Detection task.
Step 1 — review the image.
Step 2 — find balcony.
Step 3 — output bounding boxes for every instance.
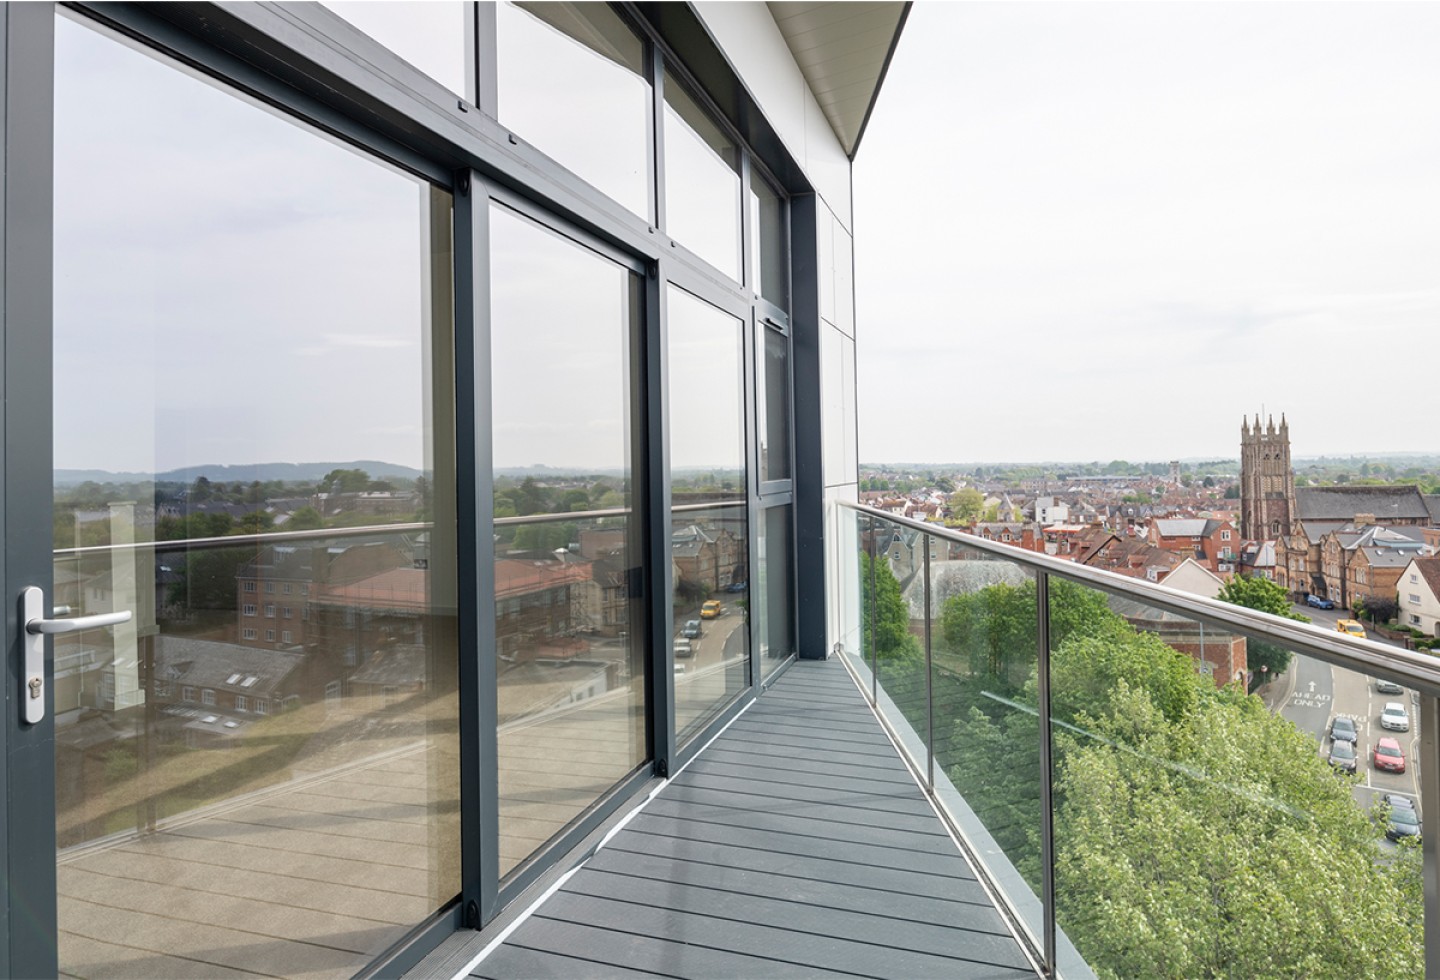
[428,502,1440,979]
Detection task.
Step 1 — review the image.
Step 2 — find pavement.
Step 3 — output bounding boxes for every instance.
[1261,603,1422,830]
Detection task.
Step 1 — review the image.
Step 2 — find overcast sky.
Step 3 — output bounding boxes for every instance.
[854,2,1440,465]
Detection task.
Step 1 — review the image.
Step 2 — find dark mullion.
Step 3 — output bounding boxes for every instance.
[1,4,58,975]
[454,170,500,926]
[472,0,495,116]
[646,260,674,776]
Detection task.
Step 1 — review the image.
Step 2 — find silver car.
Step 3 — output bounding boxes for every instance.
[1381,701,1410,732]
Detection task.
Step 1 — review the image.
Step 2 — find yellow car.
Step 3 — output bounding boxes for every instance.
[1336,620,1365,638]
[701,600,723,619]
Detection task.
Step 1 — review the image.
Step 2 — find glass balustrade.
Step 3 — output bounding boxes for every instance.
[840,502,1434,979]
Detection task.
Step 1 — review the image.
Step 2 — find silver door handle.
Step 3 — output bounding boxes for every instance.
[19,586,133,725]
[26,610,132,635]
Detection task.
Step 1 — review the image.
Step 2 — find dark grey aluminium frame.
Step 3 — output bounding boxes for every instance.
[2,0,831,974]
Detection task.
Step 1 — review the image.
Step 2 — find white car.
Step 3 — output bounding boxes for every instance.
[1381,701,1410,732]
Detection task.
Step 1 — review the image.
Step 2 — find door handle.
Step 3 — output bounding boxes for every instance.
[19,586,133,725]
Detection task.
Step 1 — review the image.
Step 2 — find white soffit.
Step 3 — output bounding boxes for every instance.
[766,1,909,157]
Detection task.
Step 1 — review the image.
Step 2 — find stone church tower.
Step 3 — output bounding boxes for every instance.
[1239,415,1295,540]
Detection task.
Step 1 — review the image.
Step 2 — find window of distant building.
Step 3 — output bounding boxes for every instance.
[264,604,275,618]
[235,696,247,712]
[182,686,195,703]
[266,629,276,641]
[242,628,257,640]
[1412,614,1422,625]
[1221,530,1231,541]
[244,581,256,592]
[242,604,257,617]
[201,689,215,706]
[1411,594,1422,605]
[265,582,274,593]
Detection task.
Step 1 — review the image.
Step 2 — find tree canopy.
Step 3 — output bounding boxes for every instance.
[924,578,1419,979]
[1216,575,1306,683]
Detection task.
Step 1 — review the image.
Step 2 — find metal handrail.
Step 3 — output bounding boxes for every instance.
[53,521,432,558]
[841,500,1440,696]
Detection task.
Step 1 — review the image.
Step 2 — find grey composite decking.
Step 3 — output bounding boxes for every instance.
[471,658,1039,980]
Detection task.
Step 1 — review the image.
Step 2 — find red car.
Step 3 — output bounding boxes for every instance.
[1374,737,1406,774]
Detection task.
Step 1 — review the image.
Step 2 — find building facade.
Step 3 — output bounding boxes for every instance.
[0,3,903,975]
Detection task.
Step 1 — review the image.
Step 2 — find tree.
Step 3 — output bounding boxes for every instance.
[1216,575,1306,684]
[285,506,324,531]
[860,552,918,661]
[1053,684,1418,979]
[1223,484,1240,499]
[947,487,986,524]
[321,468,372,493]
[939,579,1113,694]
[1356,595,1399,625]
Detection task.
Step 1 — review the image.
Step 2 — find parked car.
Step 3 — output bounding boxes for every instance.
[1381,701,1410,732]
[1383,793,1415,811]
[701,600,723,619]
[680,619,702,639]
[673,639,693,658]
[1327,739,1357,774]
[1305,594,1335,610]
[1386,803,1421,842]
[1376,678,1404,695]
[725,581,747,593]
[1335,619,1366,638]
[1329,716,1358,744]
[1374,737,1407,774]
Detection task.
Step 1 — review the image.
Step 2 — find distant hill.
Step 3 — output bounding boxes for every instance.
[55,460,424,486]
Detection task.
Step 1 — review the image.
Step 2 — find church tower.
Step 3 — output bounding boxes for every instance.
[1239,414,1295,540]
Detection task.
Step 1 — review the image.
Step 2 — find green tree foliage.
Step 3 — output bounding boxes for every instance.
[947,487,985,524]
[929,577,1420,978]
[233,510,275,535]
[285,506,324,531]
[1216,575,1306,683]
[860,552,919,661]
[1054,684,1418,979]
[321,468,372,493]
[940,579,1112,693]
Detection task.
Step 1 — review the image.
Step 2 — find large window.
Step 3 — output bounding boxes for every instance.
[489,202,647,877]
[52,14,459,977]
[663,69,742,280]
[498,2,651,218]
[668,288,749,742]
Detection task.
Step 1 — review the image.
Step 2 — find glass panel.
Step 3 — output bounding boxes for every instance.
[53,15,458,976]
[663,68,741,280]
[929,545,1042,946]
[324,1,469,96]
[749,174,787,307]
[866,516,930,773]
[757,505,793,679]
[668,288,748,742]
[1052,584,1424,977]
[498,1,651,218]
[490,204,646,876]
[759,326,791,483]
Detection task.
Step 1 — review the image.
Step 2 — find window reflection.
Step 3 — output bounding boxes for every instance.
[668,289,749,741]
[324,1,469,97]
[663,69,741,280]
[498,2,651,218]
[750,175,788,307]
[758,505,794,678]
[54,14,458,977]
[489,204,647,876]
[760,326,791,483]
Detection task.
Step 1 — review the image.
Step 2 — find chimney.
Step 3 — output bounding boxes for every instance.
[1355,514,1375,528]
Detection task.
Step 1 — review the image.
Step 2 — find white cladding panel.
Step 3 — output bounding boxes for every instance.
[692,1,854,229]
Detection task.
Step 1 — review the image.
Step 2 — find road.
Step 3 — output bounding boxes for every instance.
[1270,604,1421,826]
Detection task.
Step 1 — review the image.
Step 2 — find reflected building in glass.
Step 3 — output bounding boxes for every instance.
[0,2,896,976]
